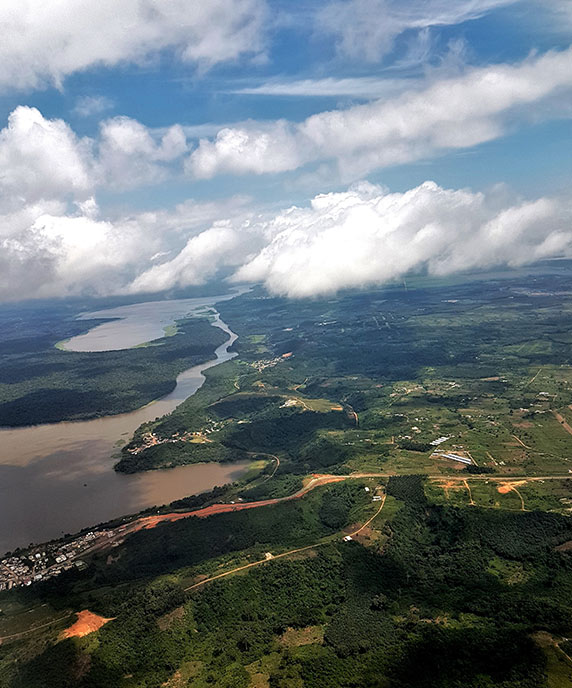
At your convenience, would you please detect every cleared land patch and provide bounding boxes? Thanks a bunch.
[61,610,113,638]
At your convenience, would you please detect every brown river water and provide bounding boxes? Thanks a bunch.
[0,293,251,554]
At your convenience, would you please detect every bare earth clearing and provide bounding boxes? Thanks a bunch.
[62,610,114,639]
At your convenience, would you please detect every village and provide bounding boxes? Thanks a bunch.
[0,528,117,591]
[126,422,222,455]
[251,351,293,373]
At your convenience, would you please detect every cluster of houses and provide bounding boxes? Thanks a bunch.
[251,352,292,373]
[0,529,114,590]
[127,424,220,455]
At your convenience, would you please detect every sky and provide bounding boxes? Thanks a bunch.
[1,0,572,301]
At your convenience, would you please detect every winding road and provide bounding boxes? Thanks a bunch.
[3,469,570,641]
[185,492,388,592]
[122,470,572,537]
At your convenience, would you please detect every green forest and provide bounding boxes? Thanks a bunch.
[0,316,226,426]
[2,476,572,687]
[5,271,572,685]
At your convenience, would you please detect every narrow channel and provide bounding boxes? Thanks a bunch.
[0,295,250,554]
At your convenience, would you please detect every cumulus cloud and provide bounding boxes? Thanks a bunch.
[123,181,572,299]
[186,121,302,178]
[318,0,519,63]
[0,0,267,91]
[0,107,232,300]
[97,117,188,189]
[0,107,94,209]
[187,46,572,181]
[0,194,253,301]
[0,201,148,300]
[0,106,191,211]
[129,222,259,293]
[1,179,572,301]
[232,182,572,296]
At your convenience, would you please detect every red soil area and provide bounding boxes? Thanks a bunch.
[62,610,113,638]
[497,480,527,494]
[129,474,347,533]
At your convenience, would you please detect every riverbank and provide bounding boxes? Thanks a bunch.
[0,316,230,428]
[0,293,249,553]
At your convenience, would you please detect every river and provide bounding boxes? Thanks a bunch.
[0,292,250,554]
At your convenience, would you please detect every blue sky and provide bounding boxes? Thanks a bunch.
[0,0,572,300]
[1,2,565,137]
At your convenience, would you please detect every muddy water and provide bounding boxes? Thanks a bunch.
[0,295,250,554]
[62,292,240,352]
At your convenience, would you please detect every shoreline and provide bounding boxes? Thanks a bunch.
[0,294,246,553]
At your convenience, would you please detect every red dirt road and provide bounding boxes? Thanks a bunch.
[102,471,572,544]
[129,474,347,533]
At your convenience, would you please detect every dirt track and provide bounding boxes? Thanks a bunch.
[123,471,572,536]
[553,410,572,437]
[511,434,531,449]
[0,613,73,643]
[184,542,326,591]
[129,474,347,534]
[185,492,387,592]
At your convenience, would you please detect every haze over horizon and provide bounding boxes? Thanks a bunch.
[1,0,572,301]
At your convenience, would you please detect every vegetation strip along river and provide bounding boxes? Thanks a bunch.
[0,293,251,554]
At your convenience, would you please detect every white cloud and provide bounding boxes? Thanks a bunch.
[0,0,267,91]
[29,213,141,296]
[0,194,253,301]
[0,197,149,300]
[73,95,114,118]
[0,106,194,210]
[75,197,99,219]
[124,181,572,299]
[318,0,520,63]
[1,178,572,301]
[0,105,245,299]
[186,121,303,178]
[230,76,416,98]
[129,222,258,293]
[97,117,188,189]
[231,182,572,297]
[0,107,94,209]
[187,46,572,181]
